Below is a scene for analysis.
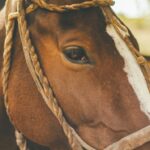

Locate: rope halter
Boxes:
[26,0,115,13]
[3,0,150,150]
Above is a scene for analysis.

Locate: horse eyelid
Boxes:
[62,46,92,65]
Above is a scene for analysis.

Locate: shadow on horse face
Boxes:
[3,1,150,150]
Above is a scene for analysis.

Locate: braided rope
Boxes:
[17,0,97,149]
[3,1,29,150]
[2,13,15,116]
[14,1,113,150]
[26,0,114,13]
[3,0,150,150]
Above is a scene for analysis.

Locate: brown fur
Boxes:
[0,0,150,149]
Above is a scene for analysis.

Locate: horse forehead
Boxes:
[58,9,102,28]
[34,8,105,37]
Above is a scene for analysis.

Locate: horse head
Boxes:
[1,0,150,149]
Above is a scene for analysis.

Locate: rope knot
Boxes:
[137,56,146,65]
[92,0,115,6]
[8,12,19,20]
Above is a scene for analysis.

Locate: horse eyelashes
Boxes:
[63,46,90,64]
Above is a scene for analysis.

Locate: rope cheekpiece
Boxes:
[2,0,150,150]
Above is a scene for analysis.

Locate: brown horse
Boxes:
[1,0,150,150]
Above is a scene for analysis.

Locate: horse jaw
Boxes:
[106,24,150,120]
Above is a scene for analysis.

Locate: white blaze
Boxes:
[106,25,150,119]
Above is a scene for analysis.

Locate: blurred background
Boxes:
[112,0,150,56]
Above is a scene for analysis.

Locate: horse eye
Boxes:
[63,46,90,64]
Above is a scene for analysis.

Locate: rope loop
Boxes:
[8,12,19,20]
[137,56,146,65]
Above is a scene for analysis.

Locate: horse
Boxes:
[1,0,150,149]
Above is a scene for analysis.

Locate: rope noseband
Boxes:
[2,0,150,150]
